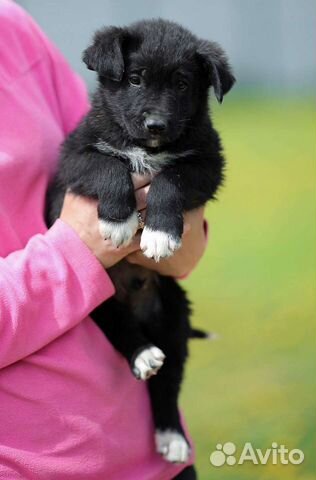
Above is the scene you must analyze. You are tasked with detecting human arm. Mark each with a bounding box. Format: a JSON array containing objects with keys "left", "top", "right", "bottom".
[
  {"left": 0, "top": 221, "right": 114, "bottom": 370},
  {"left": 0, "top": 174, "right": 150, "bottom": 370}
]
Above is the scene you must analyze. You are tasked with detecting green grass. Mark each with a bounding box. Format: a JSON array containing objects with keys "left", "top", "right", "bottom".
[{"left": 180, "top": 97, "right": 316, "bottom": 479}]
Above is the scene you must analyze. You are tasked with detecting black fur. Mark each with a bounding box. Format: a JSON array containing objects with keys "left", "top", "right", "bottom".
[
  {"left": 173, "top": 465, "right": 197, "bottom": 479},
  {"left": 46, "top": 19, "right": 234, "bottom": 468}
]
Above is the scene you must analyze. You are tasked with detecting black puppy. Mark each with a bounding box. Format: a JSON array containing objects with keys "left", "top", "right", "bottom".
[{"left": 46, "top": 19, "right": 235, "bottom": 467}]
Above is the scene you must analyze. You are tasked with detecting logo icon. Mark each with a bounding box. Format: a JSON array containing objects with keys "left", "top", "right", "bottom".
[{"left": 210, "top": 442, "right": 237, "bottom": 467}]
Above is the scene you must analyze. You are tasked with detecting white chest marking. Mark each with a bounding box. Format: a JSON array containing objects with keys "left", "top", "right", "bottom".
[{"left": 94, "top": 140, "right": 194, "bottom": 175}]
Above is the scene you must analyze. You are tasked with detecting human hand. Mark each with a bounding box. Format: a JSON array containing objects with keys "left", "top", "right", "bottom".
[
  {"left": 60, "top": 174, "right": 151, "bottom": 269},
  {"left": 127, "top": 207, "right": 207, "bottom": 277}
]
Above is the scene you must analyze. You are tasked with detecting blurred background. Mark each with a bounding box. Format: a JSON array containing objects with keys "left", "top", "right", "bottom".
[{"left": 18, "top": 1, "right": 315, "bottom": 479}]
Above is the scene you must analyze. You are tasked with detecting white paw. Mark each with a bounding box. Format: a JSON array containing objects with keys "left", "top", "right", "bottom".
[
  {"left": 155, "top": 430, "right": 191, "bottom": 463},
  {"left": 99, "top": 211, "right": 138, "bottom": 247},
  {"left": 140, "top": 228, "right": 181, "bottom": 262},
  {"left": 132, "top": 346, "right": 166, "bottom": 380}
]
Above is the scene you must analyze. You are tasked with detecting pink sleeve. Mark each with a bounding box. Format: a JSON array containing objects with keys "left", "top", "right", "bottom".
[
  {"left": 22, "top": 2, "right": 90, "bottom": 134},
  {"left": 0, "top": 220, "right": 115, "bottom": 369},
  {"left": 44, "top": 40, "right": 90, "bottom": 135}
]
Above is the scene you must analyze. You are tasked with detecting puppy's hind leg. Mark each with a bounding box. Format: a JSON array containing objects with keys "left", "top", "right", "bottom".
[
  {"left": 149, "top": 355, "right": 191, "bottom": 463},
  {"left": 147, "top": 278, "right": 192, "bottom": 464},
  {"left": 172, "top": 465, "right": 197, "bottom": 479},
  {"left": 92, "top": 297, "right": 165, "bottom": 380}
]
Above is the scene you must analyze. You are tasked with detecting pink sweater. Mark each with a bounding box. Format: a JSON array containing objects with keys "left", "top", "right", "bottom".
[{"left": 0, "top": 2, "right": 192, "bottom": 478}]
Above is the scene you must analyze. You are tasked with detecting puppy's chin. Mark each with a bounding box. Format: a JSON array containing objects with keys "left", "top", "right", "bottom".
[
  {"left": 125, "top": 127, "right": 164, "bottom": 149},
  {"left": 146, "top": 137, "right": 162, "bottom": 148},
  {"left": 133, "top": 135, "right": 166, "bottom": 149}
]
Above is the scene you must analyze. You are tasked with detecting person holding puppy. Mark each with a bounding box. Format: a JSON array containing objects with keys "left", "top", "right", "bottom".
[{"left": 0, "top": 1, "right": 207, "bottom": 478}]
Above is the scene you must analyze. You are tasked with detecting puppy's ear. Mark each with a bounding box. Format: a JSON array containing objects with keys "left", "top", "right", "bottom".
[
  {"left": 82, "top": 27, "right": 127, "bottom": 81},
  {"left": 197, "top": 40, "right": 235, "bottom": 103}
]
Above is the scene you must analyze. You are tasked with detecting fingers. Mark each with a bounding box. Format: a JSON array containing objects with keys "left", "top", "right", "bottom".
[
  {"left": 126, "top": 250, "right": 150, "bottom": 266},
  {"left": 183, "top": 206, "right": 205, "bottom": 226},
  {"left": 132, "top": 173, "right": 152, "bottom": 190},
  {"left": 61, "top": 192, "right": 99, "bottom": 227},
  {"left": 183, "top": 222, "right": 191, "bottom": 235},
  {"left": 135, "top": 185, "right": 150, "bottom": 211},
  {"left": 182, "top": 206, "right": 205, "bottom": 236}
]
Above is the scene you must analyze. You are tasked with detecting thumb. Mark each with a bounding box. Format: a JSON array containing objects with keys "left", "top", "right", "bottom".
[{"left": 183, "top": 222, "right": 191, "bottom": 236}]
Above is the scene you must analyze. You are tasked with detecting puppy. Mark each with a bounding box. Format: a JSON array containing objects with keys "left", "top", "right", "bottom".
[{"left": 46, "top": 19, "right": 235, "bottom": 466}]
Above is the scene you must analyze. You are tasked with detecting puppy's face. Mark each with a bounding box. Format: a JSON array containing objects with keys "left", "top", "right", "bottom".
[
  {"left": 106, "top": 56, "right": 202, "bottom": 148},
  {"left": 83, "top": 20, "right": 235, "bottom": 148}
]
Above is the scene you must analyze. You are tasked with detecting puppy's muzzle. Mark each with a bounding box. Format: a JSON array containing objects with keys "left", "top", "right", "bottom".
[{"left": 144, "top": 114, "right": 167, "bottom": 135}]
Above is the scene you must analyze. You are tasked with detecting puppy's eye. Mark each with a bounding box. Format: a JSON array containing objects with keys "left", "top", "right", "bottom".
[
  {"left": 177, "top": 80, "right": 188, "bottom": 91},
  {"left": 129, "top": 74, "right": 142, "bottom": 86}
]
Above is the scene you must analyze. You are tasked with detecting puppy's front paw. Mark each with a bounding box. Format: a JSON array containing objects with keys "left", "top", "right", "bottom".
[
  {"left": 132, "top": 346, "right": 166, "bottom": 380},
  {"left": 155, "top": 430, "right": 191, "bottom": 463},
  {"left": 99, "top": 211, "right": 138, "bottom": 247},
  {"left": 140, "top": 227, "right": 181, "bottom": 262}
]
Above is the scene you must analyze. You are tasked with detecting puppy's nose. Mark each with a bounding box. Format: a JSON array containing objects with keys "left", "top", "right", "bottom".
[{"left": 144, "top": 115, "right": 167, "bottom": 134}]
